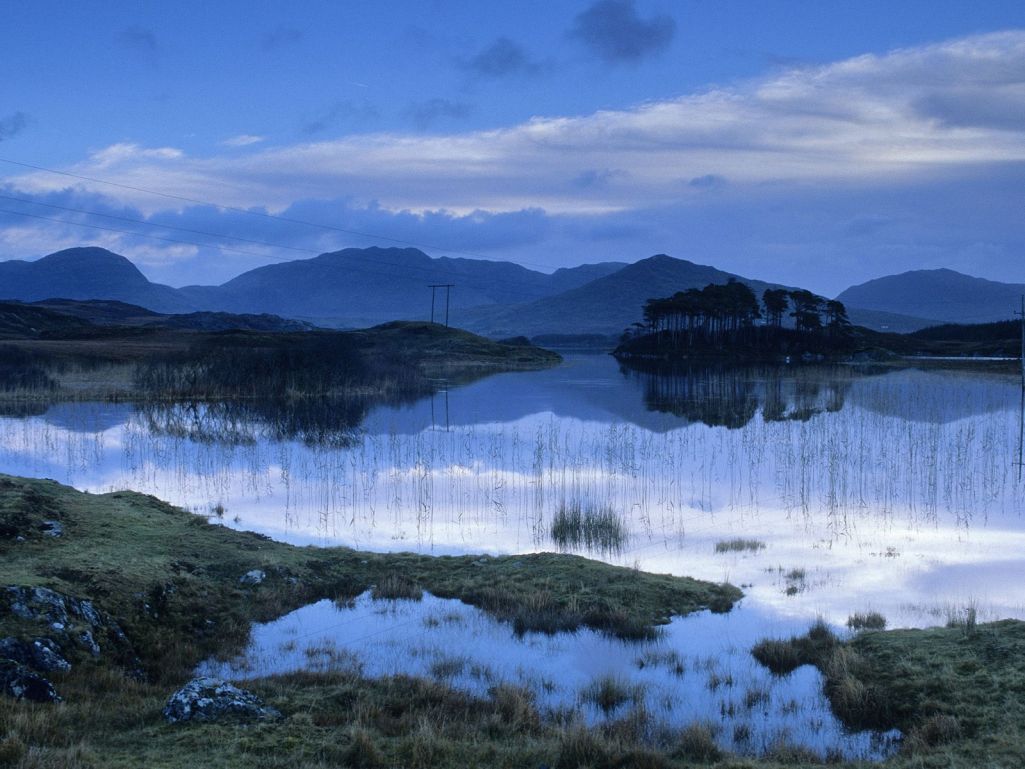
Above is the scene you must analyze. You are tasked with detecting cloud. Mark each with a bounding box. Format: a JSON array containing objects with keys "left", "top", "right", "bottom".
[
  {"left": 569, "top": 0, "right": 675, "bottom": 63},
  {"left": 13, "top": 31, "right": 1025, "bottom": 218},
  {"left": 405, "top": 99, "right": 473, "bottom": 130},
  {"left": 222, "top": 134, "right": 266, "bottom": 147},
  {"left": 6, "top": 31, "right": 1025, "bottom": 292},
  {"left": 301, "top": 100, "right": 379, "bottom": 135},
  {"left": 0, "top": 112, "right": 31, "bottom": 142},
  {"left": 262, "top": 26, "right": 304, "bottom": 51},
  {"left": 459, "top": 37, "right": 544, "bottom": 77}
]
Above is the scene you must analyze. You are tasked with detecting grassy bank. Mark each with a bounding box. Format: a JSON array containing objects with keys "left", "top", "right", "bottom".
[
  {"left": 0, "top": 474, "right": 745, "bottom": 767},
  {"left": 752, "top": 619, "right": 1025, "bottom": 768}
]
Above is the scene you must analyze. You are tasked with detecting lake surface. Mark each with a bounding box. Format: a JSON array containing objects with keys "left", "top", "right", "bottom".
[
  {"left": 2, "top": 355, "right": 1023, "bottom": 757},
  {"left": 3, "top": 355, "right": 1022, "bottom": 626}
]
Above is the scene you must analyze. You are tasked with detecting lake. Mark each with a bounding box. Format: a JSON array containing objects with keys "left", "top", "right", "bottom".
[{"left": 2, "top": 355, "right": 1022, "bottom": 757}]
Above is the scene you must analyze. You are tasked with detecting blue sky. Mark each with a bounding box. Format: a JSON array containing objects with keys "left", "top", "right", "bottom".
[{"left": 2, "top": 1, "right": 1025, "bottom": 294}]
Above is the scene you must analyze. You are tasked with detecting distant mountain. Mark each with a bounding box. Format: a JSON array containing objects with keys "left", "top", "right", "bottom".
[
  {"left": 461, "top": 254, "right": 787, "bottom": 337},
  {"left": 0, "top": 247, "right": 195, "bottom": 313},
  {"left": 844, "top": 307, "right": 943, "bottom": 334},
  {"left": 837, "top": 269, "right": 1025, "bottom": 327},
  {"left": 180, "top": 247, "right": 627, "bottom": 326}
]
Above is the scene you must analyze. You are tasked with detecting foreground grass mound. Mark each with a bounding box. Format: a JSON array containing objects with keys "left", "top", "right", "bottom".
[
  {"left": 0, "top": 474, "right": 749, "bottom": 766},
  {"left": 753, "top": 619, "right": 1025, "bottom": 768}
]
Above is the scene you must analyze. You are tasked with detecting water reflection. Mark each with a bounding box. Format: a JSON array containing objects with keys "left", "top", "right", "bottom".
[
  {"left": 199, "top": 592, "right": 900, "bottom": 761},
  {"left": 1, "top": 356, "right": 1023, "bottom": 629}
]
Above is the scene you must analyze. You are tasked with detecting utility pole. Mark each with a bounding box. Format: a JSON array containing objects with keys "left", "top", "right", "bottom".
[{"left": 428, "top": 284, "right": 454, "bottom": 327}]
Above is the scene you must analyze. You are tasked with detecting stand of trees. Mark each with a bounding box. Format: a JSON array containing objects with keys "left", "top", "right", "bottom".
[{"left": 618, "top": 281, "right": 853, "bottom": 361}]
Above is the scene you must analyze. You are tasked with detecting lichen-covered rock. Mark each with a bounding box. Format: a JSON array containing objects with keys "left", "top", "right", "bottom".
[
  {"left": 0, "top": 637, "right": 71, "bottom": 673},
  {"left": 163, "top": 677, "right": 280, "bottom": 723},
  {"left": 239, "top": 569, "right": 266, "bottom": 586},
  {"left": 0, "top": 660, "right": 61, "bottom": 703},
  {"left": 1, "top": 586, "right": 134, "bottom": 665}
]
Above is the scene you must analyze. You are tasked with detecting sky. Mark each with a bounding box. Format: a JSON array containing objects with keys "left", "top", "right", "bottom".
[{"left": 2, "top": 0, "right": 1025, "bottom": 296}]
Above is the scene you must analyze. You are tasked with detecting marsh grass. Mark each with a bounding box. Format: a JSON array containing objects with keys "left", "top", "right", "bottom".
[
  {"left": 714, "top": 538, "right": 766, "bottom": 554},
  {"left": 847, "top": 612, "right": 886, "bottom": 631},
  {"left": 550, "top": 500, "right": 628, "bottom": 555},
  {"left": 581, "top": 675, "right": 641, "bottom": 714},
  {"left": 371, "top": 574, "right": 424, "bottom": 601}
]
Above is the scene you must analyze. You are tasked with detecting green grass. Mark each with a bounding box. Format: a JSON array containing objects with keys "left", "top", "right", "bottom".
[
  {"left": 550, "top": 500, "right": 628, "bottom": 555},
  {"left": 0, "top": 474, "right": 753, "bottom": 768},
  {"left": 752, "top": 617, "right": 1025, "bottom": 767}
]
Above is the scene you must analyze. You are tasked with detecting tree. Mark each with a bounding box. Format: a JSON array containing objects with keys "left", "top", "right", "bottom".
[{"left": 762, "top": 289, "right": 789, "bottom": 328}]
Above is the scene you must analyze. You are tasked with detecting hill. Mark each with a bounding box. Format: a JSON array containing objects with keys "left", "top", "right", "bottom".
[
  {"left": 0, "top": 247, "right": 196, "bottom": 313},
  {"left": 463, "top": 254, "right": 787, "bottom": 337},
  {"left": 178, "top": 247, "right": 626, "bottom": 326},
  {"left": 837, "top": 269, "right": 1025, "bottom": 326}
]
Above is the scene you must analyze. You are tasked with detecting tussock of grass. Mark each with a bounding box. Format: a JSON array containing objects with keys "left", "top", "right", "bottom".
[
  {"left": 371, "top": 574, "right": 423, "bottom": 601},
  {"left": 581, "top": 675, "right": 639, "bottom": 714},
  {"left": 714, "top": 538, "right": 766, "bottom": 554},
  {"left": 550, "top": 500, "right": 628, "bottom": 555},
  {"left": 847, "top": 611, "right": 886, "bottom": 631}
]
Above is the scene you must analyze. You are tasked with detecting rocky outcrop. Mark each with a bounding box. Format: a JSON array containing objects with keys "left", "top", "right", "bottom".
[
  {"left": 0, "top": 637, "right": 70, "bottom": 673},
  {"left": 0, "top": 660, "right": 61, "bottom": 703},
  {"left": 0, "top": 586, "right": 142, "bottom": 690},
  {"left": 163, "top": 677, "right": 281, "bottom": 724}
]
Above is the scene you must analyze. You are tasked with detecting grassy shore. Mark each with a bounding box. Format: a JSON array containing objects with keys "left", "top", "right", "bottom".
[
  {"left": 752, "top": 619, "right": 1025, "bottom": 768},
  {"left": 0, "top": 474, "right": 743, "bottom": 768},
  {"left": 3, "top": 475, "right": 1023, "bottom": 768}
]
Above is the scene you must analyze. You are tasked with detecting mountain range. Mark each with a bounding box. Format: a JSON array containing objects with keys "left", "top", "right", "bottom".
[{"left": 1, "top": 246, "right": 1021, "bottom": 337}]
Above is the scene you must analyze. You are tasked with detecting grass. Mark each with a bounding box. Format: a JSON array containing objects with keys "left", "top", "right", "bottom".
[
  {"left": 0, "top": 473, "right": 753, "bottom": 768},
  {"left": 751, "top": 617, "right": 1025, "bottom": 767},
  {"left": 550, "top": 500, "right": 628, "bottom": 555},
  {"left": 714, "top": 538, "right": 766, "bottom": 554},
  {"left": 846, "top": 612, "right": 886, "bottom": 631}
]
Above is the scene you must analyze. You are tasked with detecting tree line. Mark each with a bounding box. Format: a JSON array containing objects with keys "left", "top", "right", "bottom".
[{"left": 626, "top": 280, "right": 851, "bottom": 351}]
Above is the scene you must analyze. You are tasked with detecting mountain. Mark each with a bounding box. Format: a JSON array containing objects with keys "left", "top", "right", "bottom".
[
  {"left": 461, "top": 254, "right": 788, "bottom": 337},
  {"left": 180, "top": 247, "right": 627, "bottom": 326},
  {"left": 837, "top": 269, "right": 1025, "bottom": 327},
  {"left": 0, "top": 247, "right": 195, "bottom": 313}
]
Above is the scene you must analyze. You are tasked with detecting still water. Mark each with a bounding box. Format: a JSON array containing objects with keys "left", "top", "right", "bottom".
[{"left": 2, "top": 356, "right": 1022, "bottom": 756}]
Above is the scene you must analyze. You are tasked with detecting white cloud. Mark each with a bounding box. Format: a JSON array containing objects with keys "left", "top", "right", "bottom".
[
  {"left": 221, "top": 134, "right": 265, "bottom": 147},
  {"left": 3, "top": 31, "right": 1025, "bottom": 291}
]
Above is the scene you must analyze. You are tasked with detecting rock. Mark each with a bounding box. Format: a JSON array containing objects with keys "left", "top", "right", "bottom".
[
  {"left": 40, "top": 520, "right": 63, "bottom": 537},
  {"left": 2, "top": 586, "right": 133, "bottom": 662},
  {"left": 0, "top": 637, "right": 71, "bottom": 673},
  {"left": 239, "top": 569, "right": 266, "bottom": 586},
  {"left": 0, "top": 660, "right": 61, "bottom": 703},
  {"left": 163, "top": 677, "right": 280, "bottom": 724},
  {"left": 7, "top": 586, "right": 70, "bottom": 626}
]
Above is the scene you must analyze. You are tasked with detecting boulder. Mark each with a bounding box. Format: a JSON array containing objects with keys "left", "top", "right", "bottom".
[
  {"left": 0, "top": 660, "right": 60, "bottom": 703},
  {"left": 239, "top": 569, "right": 266, "bottom": 586},
  {"left": 163, "top": 677, "right": 281, "bottom": 724},
  {"left": 0, "top": 637, "right": 71, "bottom": 673}
]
